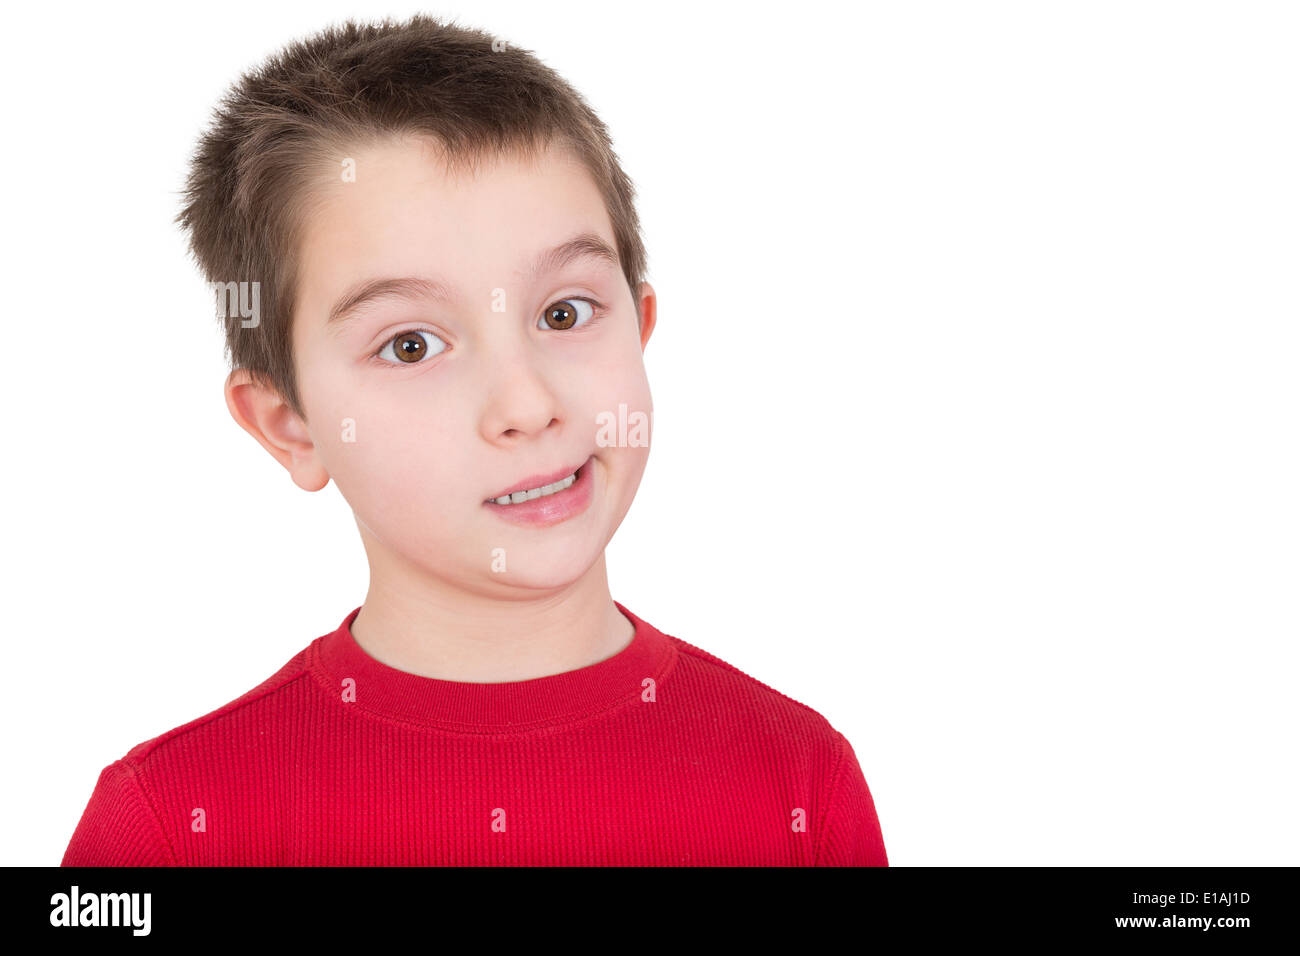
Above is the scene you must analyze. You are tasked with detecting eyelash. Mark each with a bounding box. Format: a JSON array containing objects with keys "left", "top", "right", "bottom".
[{"left": 370, "top": 296, "right": 607, "bottom": 366}]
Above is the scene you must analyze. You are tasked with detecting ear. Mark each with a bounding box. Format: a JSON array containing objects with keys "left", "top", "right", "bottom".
[
  {"left": 224, "top": 369, "right": 330, "bottom": 492},
  {"left": 635, "top": 280, "right": 657, "bottom": 350}
]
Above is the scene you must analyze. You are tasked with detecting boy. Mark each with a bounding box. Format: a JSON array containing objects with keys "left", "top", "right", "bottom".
[{"left": 62, "top": 14, "right": 887, "bottom": 866}]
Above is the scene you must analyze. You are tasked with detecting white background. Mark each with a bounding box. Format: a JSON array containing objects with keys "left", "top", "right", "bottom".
[{"left": 2, "top": 0, "right": 1296, "bottom": 866}]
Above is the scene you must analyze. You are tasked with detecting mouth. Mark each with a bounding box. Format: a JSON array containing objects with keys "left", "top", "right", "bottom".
[{"left": 485, "top": 456, "right": 590, "bottom": 505}]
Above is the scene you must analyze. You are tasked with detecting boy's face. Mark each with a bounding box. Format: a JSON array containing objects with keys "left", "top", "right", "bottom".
[{"left": 274, "top": 136, "right": 655, "bottom": 594}]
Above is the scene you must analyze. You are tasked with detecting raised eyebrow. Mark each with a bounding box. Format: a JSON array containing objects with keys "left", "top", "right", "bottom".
[
  {"left": 326, "top": 233, "right": 621, "bottom": 329},
  {"left": 327, "top": 277, "right": 454, "bottom": 328},
  {"left": 526, "top": 232, "right": 621, "bottom": 280}
]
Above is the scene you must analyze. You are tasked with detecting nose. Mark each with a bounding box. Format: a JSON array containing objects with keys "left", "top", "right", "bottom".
[{"left": 477, "top": 345, "right": 565, "bottom": 442}]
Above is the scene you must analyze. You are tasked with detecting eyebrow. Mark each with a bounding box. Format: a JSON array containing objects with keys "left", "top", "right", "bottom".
[{"left": 325, "top": 232, "right": 621, "bottom": 328}]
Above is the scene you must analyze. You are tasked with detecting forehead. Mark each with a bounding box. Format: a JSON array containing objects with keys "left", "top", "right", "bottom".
[{"left": 296, "top": 136, "right": 612, "bottom": 288}]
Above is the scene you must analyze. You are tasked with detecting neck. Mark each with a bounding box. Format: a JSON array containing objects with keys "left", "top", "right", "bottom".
[{"left": 348, "top": 543, "right": 633, "bottom": 684}]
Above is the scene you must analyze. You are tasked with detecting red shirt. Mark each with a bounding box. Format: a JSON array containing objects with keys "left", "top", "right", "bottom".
[{"left": 62, "top": 602, "right": 887, "bottom": 866}]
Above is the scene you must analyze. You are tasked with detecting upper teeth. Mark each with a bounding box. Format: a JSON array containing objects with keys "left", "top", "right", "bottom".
[{"left": 490, "top": 471, "right": 577, "bottom": 505}]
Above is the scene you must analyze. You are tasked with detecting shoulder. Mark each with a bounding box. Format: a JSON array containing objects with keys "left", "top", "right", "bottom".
[
  {"left": 657, "top": 627, "right": 848, "bottom": 757},
  {"left": 63, "top": 641, "right": 323, "bottom": 865},
  {"left": 655, "top": 625, "right": 886, "bottom": 863},
  {"left": 117, "top": 641, "right": 318, "bottom": 768}
]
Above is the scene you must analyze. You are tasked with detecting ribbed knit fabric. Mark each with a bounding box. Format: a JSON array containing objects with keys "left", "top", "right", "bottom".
[{"left": 61, "top": 602, "right": 887, "bottom": 866}]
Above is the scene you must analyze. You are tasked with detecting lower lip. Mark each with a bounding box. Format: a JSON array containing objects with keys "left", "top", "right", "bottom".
[{"left": 484, "top": 455, "right": 595, "bottom": 527}]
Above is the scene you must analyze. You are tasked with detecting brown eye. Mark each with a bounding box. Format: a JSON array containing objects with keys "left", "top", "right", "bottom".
[
  {"left": 376, "top": 329, "right": 446, "bottom": 365},
  {"left": 540, "top": 298, "right": 595, "bottom": 331}
]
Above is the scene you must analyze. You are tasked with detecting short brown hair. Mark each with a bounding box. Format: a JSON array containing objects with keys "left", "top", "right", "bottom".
[{"left": 175, "top": 14, "right": 648, "bottom": 421}]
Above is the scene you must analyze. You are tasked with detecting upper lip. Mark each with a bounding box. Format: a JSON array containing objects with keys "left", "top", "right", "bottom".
[{"left": 485, "top": 456, "right": 588, "bottom": 502}]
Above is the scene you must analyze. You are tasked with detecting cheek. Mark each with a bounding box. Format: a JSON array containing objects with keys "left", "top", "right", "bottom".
[
  {"left": 315, "top": 396, "right": 470, "bottom": 526},
  {"left": 585, "top": 356, "right": 653, "bottom": 477},
  {"left": 586, "top": 350, "right": 653, "bottom": 414},
  {"left": 363, "top": 463, "right": 461, "bottom": 532},
  {"left": 341, "top": 448, "right": 480, "bottom": 560}
]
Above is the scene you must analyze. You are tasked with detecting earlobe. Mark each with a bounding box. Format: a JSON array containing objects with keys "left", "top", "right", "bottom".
[{"left": 224, "top": 369, "right": 330, "bottom": 492}]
